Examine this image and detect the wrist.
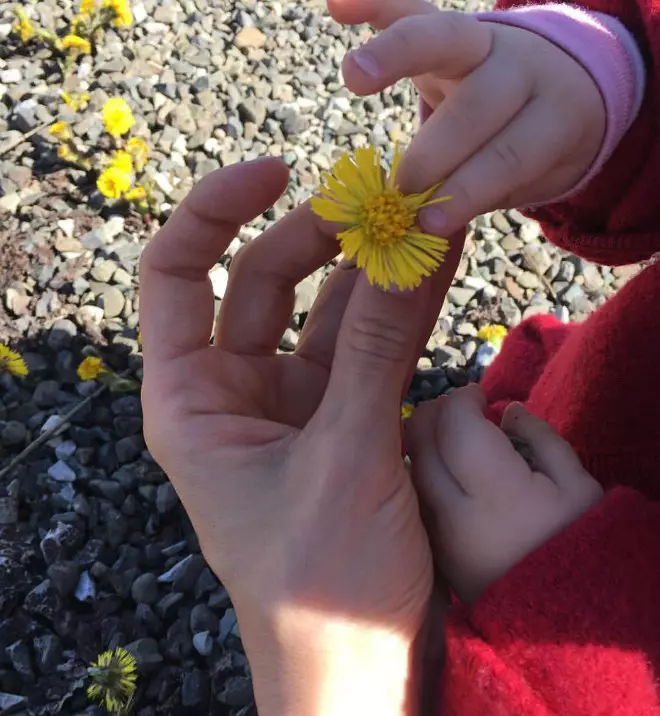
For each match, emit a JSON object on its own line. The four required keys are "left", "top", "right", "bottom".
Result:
{"left": 240, "top": 603, "right": 422, "bottom": 716}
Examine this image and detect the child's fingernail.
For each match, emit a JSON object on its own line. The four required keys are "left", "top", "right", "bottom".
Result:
{"left": 420, "top": 206, "right": 447, "bottom": 234}
{"left": 351, "top": 50, "right": 380, "bottom": 78}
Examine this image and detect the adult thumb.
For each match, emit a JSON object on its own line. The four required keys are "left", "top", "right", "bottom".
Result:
{"left": 316, "top": 273, "right": 429, "bottom": 436}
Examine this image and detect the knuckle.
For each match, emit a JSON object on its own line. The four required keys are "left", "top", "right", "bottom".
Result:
{"left": 492, "top": 139, "right": 523, "bottom": 176}
{"left": 344, "top": 314, "right": 410, "bottom": 371}
{"left": 387, "top": 18, "right": 418, "bottom": 58}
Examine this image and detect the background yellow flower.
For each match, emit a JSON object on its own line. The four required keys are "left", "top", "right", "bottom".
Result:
{"left": 102, "top": 97, "right": 134, "bottom": 137}
{"left": 126, "top": 137, "right": 149, "bottom": 171}
{"left": 49, "top": 121, "right": 71, "bottom": 140}
{"left": 62, "top": 34, "right": 91, "bottom": 54}
{"left": 109, "top": 150, "right": 133, "bottom": 173}
{"left": 0, "top": 344, "right": 28, "bottom": 377}
{"left": 124, "top": 186, "right": 146, "bottom": 201}
{"left": 97, "top": 166, "right": 131, "bottom": 199}
{"left": 102, "top": 0, "right": 132, "bottom": 27}
{"left": 77, "top": 356, "right": 104, "bottom": 380}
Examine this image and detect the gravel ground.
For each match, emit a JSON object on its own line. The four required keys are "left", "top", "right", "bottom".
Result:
{"left": 0, "top": 0, "right": 642, "bottom": 713}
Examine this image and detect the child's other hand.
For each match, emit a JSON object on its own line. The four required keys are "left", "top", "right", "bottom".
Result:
{"left": 329, "top": 0, "right": 606, "bottom": 235}
{"left": 406, "top": 385, "right": 603, "bottom": 604}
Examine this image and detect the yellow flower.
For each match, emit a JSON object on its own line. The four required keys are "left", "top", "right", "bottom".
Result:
{"left": 0, "top": 344, "right": 28, "bottom": 378}
{"left": 77, "top": 356, "right": 104, "bottom": 381}
{"left": 477, "top": 324, "right": 508, "bottom": 350}
{"left": 126, "top": 136, "right": 149, "bottom": 172}
{"left": 97, "top": 166, "right": 132, "bottom": 199}
{"left": 49, "top": 121, "right": 71, "bottom": 140}
{"left": 310, "top": 147, "right": 451, "bottom": 290}
{"left": 102, "top": 0, "right": 133, "bottom": 27}
{"left": 401, "top": 403, "right": 415, "bottom": 421}
{"left": 124, "top": 186, "right": 146, "bottom": 201}
{"left": 62, "top": 34, "right": 91, "bottom": 54}
{"left": 87, "top": 647, "right": 138, "bottom": 714}
{"left": 57, "top": 144, "right": 78, "bottom": 162}
{"left": 13, "top": 8, "right": 34, "bottom": 43}
{"left": 62, "top": 90, "right": 91, "bottom": 111}
{"left": 110, "top": 150, "right": 133, "bottom": 173}
{"left": 102, "top": 97, "right": 134, "bottom": 138}
{"left": 80, "top": 0, "right": 96, "bottom": 14}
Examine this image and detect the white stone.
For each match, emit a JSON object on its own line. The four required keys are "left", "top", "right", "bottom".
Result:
{"left": 48, "top": 460, "right": 76, "bottom": 483}
{"left": 74, "top": 571, "right": 97, "bottom": 602}
{"left": 225, "top": 237, "right": 243, "bottom": 258}
{"left": 57, "top": 219, "right": 75, "bottom": 237}
{"left": 77, "top": 305, "right": 104, "bottom": 324}
{"left": 55, "top": 440, "right": 77, "bottom": 460}
{"left": 0, "top": 69, "right": 22, "bottom": 84}
{"left": 41, "top": 415, "right": 65, "bottom": 435}
{"left": 475, "top": 342, "right": 498, "bottom": 369}
{"left": 209, "top": 265, "right": 228, "bottom": 299}
{"left": 0, "top": 193, "right": 20, "bottom": 213}
{"left": 133, "top": 2, "right": 148, "bottom": 23}
{"left": 204, "top": 137, "right": 219, "bottom": 154}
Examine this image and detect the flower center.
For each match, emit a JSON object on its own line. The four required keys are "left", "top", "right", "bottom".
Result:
{"left": 362, "top": 190, "right": 414, "bottom": 245}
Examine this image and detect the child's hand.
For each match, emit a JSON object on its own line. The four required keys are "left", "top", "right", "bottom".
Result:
{"left": 329, "top": 0, "right": 606, "bottom": 235}
{"left": 406, "top": 385, "right": 603, "bottom": 604}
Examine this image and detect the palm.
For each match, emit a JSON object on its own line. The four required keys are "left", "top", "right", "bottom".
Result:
{"left": 167, "top": 347, "right": 331, "bottom": 455}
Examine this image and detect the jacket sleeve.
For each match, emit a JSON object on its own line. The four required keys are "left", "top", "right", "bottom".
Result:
{"left": 441, "top": 487, "right": 660, "bottom": 715}
{"left": 489, "top": 0, "right": 660, "bottom": 265}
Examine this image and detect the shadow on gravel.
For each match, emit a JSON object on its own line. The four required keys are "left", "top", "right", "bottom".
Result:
{"left": 0, "top": 327, "right": 256, "bottom": 716}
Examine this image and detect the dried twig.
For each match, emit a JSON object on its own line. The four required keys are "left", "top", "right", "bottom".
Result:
{"left": 0, "top": 121, "right": 51, "bottom": 158}
{"left": 0, "top": 371, "right": 131, "bottom": 480}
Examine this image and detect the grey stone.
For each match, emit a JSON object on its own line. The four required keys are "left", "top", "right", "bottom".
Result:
{"left": 125, "top": 637, "right": 163, "bottom": 667}
{"left": 131, "top": 573, "right": 159, "bottom": 605}
{"left": 181, "top": 668, "right": 210, "bottom": 708}
{"left": 32, "top": 634, "right": 62, "bottom": 674}
{"left": 158, "top": 554, "right": 205, "bottom": 592}
{"left": 192, "top": 631, "right": 214, "bottom": 656}
{"left": 6, "top": 640, "right": 34, "bottom": 683}
{"left": 47, "top": 561, "right": 80, "bottom": 597}
{"left": 522, "top": 244, "right": 553, "bottom": 276}
{"left": 190, "top": 603, "right": 217, "bottom": 634}
{"left": 447, "top": 286, "right": 476, "bottom": 307}
{"left": 97, "top": 285, "right": 125, "bottom": 319}
{"left": 74, "top": 570, "right": 97, "bottom": 602}
{"left": 33, "top": 380, "right": 61, "bottom": 408}
{"left": 218, "top": 676, "right": 254, "bottom": 707}
{"left": 47, "top": 460, "right": 76, "bottom": 483}
{"left": 115, "top": 435, "right": 144, "bottom": 464}
{"left": 89, "top": 479, "right": 126, "bottom": 506}
{"left": 90, "top": 261, "right": 117, "bottom": 283}
{"left": 1, "top": 421, "right": 27, "bottom": 447}
{"left": 24, "top": 580, "right": 61, "bottom": 621}
{"left": 47, "top": 319, "right": 77, "bottom": 350}
{"left": 40, "top": 522, "right": 82, "bottom": 564}
{"left": 519, "top": 220, "right": 542, "bottom": 242}
{"left": 582, "top": 263, "right": 604, "bottom": 291}
{"left": 156, "top": 482, "right": 179, "bottom": 515}
{"left": 0, "top": 693, "right": 26, "bottom": 715}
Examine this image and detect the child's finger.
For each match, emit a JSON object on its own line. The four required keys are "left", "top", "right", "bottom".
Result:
{"left": 435, "top": 384, "right": 528, "bottom": 495}
{"left": 417, "top": 97, "right": 573, "bottom": 236}
{"left": 342, "top": 13, "right": 492, "bottom": 95}
{"left": 501, "top": 403, "right": 595, "bottom": 492}
{"left": 405, "top": 399, "right": 466, "bottom": 509}
{"left": 395, "top": 57, "right": 531, "bottom": 195}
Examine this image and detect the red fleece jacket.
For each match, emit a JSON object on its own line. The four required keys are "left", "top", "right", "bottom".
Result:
{"left": 439, "top": 1, "right": 660, "bottom": 713}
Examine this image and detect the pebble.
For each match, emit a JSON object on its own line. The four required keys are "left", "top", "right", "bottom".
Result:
{"left": 47, "top": 561, "right": 81, "bottom": 597}
{"left": 97, "top": 285, "right": 125, "bottom": 319}
{"left": 1, "top": 421, "right": 27, "bottom": 447}
{"left": 125, "top": 638, "right": 164, "bottom": 667}
{"left": 74, "top": 570, "right": 97, "bottom": 602}
{"left": 519, "top": 221, "right": 542, "bottom": 242}
{"left": 192, "top": 631, "right": 214, "bottom": 656}
{"left": 158, "top": 554, "right": 205, "bottom": 592}
{"left": 47, "top": 461, "right": 77, "bottom": 483}
{"left": 209, "top": 264, "right": 229, "bottom": 299}
{"left": 131, "top": 572, "right": 160, "bottom": 605}
{"left": 234, "top": 26, "right": 267, "bottom": 49}
{"left": 156, "top": 482, "right": 179, "bottom": 514}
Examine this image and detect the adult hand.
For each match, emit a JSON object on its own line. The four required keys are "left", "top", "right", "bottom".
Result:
{"left": 406, "top": 385, "right": 603, "bottom": 604}
{"left": 139, "top": 159, "right": 464, "bottom": 715}
{"left": 329, "top": 0, "right": 606, "bottom": 233}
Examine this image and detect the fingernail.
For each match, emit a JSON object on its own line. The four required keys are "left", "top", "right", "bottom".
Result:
{"left": 420, "top": 206, "right": 447, "bottom": 235}
{"left": 350, "top": 50, "right": 380, "bottom": 78}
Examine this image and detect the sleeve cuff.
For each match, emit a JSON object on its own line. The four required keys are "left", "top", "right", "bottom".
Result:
{"left": 476, "top": 4, "right": 646, "bottom": 202}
